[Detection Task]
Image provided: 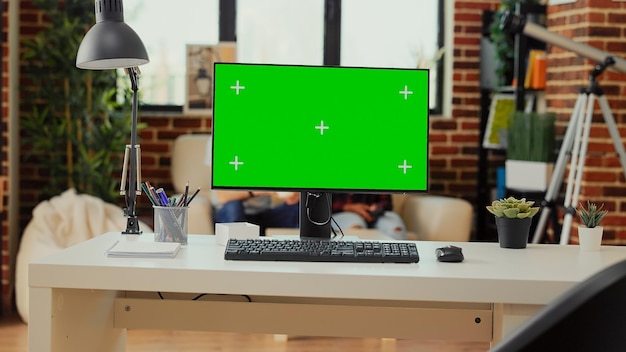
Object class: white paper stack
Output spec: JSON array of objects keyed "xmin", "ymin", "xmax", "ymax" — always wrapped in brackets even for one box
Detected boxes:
[{"xmin": 106, "ymin": 240, "xmax": 181, "ymax": 258}]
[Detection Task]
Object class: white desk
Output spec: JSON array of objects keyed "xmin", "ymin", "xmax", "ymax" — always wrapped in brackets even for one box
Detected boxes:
[{"xmin": 29, "ymin": 232, "xmax": 626, "ymax": 352}]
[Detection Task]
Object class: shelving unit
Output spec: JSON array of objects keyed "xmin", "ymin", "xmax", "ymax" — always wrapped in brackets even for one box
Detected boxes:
[
  {"xmin": 476, "ymin": 5, "xmax": 547, "ymax": 242},
  {"xmin": 476, "ymin": 10, "xmax": 502, "ymax": 242},
  {"xmin": 512, "ymin": 3, "xmax": 547, "ymax": 111}
]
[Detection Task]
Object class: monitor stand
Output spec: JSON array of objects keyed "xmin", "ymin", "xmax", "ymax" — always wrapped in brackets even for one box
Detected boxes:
[{"xmin": 299, "ymin": 191, "xmax": 332, "ymax": 239}]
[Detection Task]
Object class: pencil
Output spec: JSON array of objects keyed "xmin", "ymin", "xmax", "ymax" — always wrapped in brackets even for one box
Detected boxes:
[
  {"xmin": 185, "ymin": 187, "xmax": 201, "ymax": 206},
  {"xmin": 178, "ymin": 181, "xmax": 189, "ymax": 207},
  {"xmin": 145, "ymin": 181, "xmax": 160, "ymax": 204}
]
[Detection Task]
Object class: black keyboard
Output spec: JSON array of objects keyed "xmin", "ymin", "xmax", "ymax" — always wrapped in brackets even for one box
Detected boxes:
[{"xmin": 224, "ymin": 238, "xmax": 420, "ymax": 263}]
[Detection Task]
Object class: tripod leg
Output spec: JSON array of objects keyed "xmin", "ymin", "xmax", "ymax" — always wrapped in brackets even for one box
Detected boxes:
[
  {"xmin": 598, "ymin": 95, "xmax": 626, "ymax": 180},
  {"xmin": 531, "ymin": 94, "xmax": 586, "ymax": 243},
  {"xmin": 561, "ymin": 93, "xmax": 595, "ymax": 245}
]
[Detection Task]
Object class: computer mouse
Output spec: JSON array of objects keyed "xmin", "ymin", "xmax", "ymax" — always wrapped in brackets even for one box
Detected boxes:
[{"xmin": 435, "ymin": 245, "xmax": 464, "ymax": 262}]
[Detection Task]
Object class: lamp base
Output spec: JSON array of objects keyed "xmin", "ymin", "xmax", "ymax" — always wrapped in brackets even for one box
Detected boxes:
[{"xmin": 123, "ymin": 215, "xmax": 142, "ymax": 235}]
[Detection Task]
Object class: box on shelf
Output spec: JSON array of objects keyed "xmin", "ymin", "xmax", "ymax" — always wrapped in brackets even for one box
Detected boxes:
[{"xmin": 505, "ymin": 160, "xmax": 554, "ymax": 192}]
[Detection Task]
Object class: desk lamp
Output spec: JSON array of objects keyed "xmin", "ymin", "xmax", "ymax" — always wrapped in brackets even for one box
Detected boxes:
[{"xmin": 76, "ymin": 0, "xmax": 149, "ymax": 235}]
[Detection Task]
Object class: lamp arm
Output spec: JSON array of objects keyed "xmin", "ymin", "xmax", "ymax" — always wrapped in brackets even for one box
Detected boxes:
[{"xmin": 122, "ymin": 67, "xmax": 142, "ymax": 235}]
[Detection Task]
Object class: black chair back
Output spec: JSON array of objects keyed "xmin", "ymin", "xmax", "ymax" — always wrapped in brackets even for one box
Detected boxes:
[{"xmin": 491, "ymin": 258, "xmax": 626, "ymax": 351}]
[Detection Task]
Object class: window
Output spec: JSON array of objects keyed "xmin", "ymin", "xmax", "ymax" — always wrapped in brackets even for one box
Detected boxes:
[
  {"xmin": 124, "ymin": 0, "xmax": 445, "ymax": 113},
  {"xmin": 123, "ymin": 0, "xmax": 220, "ymax": 106},
  {"xmin": 236, "ymin": 0, "xmax": 325, "ymax": 65},
  {"xmin": 341, "ymin": 0, "xmax": 442, "ymax": 111}
]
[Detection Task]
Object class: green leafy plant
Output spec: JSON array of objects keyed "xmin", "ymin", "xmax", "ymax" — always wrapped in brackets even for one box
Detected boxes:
[
  {"xmin": 489, "ymin": 0, "xmax": 541, "ymax": 86},
  {"xmin": 487, "ymin": 196, "xmax": 540, "ymax": 219},
  {"xmin": 577, "ymin": 201, "xmax": 608, "ymax": 228},
  {"xmin": 20, "ymin": 0, "xmax": 138, "ymax": 204},
  {"xmin": 507, "ymin": 111, "xmax": 556, "ymax": 162}
]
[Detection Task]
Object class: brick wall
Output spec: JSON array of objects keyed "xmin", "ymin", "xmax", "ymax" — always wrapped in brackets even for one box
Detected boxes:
[
  {"xmin": 133, "ymin": 114, "xmax": 213, "ymax": 219},
  {"xmin": 546, "ymin": 1, "xmax": 626, "ymax": 244},
  {"xmin": 446, "ymin": 0, "xmax": 501, "ymax": 199}
]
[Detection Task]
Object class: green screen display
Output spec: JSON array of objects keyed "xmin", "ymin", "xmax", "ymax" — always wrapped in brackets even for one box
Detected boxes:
[{"xmin": 211, "ymin": 63, "xmax": 429, "ymax": 193}]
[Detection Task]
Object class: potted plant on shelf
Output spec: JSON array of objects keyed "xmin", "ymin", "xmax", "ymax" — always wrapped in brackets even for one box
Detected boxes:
[
  {"xmin": 487, "ymin": 196, "xmax": 540, "ymax": 248},
  {"xmin": 505, "ymin": 111, "xmax": 556, "ymax": 192},
  {"xmin": 577, "ymin": 201, "xmax": 608, "ymax": 251}
]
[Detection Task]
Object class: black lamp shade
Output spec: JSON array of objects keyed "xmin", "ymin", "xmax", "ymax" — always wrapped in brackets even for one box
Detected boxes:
[{"xmin": 76, "ymin": 0, "xmax": 149, "ymax": 69}]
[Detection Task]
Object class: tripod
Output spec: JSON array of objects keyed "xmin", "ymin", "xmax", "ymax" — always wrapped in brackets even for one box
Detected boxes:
[{"xmin": 532, "ymin": 58, "xmax": 626, "ymax": 244}]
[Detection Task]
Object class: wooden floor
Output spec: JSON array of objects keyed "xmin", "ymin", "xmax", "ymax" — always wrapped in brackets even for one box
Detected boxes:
[{"xmin": 0, "ymin": 315, "xmax": 490, "ymax": 352}]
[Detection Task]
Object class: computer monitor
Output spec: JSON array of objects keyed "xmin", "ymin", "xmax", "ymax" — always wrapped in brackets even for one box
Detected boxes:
[{"xmin": 211, "ymin": 63, "xmax": 430, "ymax": 238}]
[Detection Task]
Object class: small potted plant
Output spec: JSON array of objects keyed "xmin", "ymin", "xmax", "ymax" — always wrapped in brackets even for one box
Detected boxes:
[
  {"xmin": 577, "ymin": 201, "xmax": 608, "ymax": 251},
  {"xmin": 487, "ymin": 196, "xmax": 540, "ymax": 248}
]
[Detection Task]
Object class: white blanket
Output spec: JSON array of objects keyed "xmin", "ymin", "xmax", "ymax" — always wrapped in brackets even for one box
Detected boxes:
[{"xmin": 15, "ymin": 188, "xmax": 151, "ymax": 323}]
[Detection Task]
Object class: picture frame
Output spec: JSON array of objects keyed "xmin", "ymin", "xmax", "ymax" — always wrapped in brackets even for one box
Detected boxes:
[
  {"xmin": 482, "ymin": 93, "xmax": 535, "ymax": 149},
  {"xmin": 483, "ymin": 93, "xmax": 516, "ymax": 149},
  {"xmin": 184, "ymin": 42, "xmax": 237, "ymax": 115}
]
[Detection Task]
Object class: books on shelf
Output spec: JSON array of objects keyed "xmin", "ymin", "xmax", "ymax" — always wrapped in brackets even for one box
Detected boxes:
[
  {"xmin": 524, "ymin": 49, "xmax": 547, "ymax": 89},
  {"xmin": 106, "ymin": 240, "xmax": 181, "ymax": 258}
]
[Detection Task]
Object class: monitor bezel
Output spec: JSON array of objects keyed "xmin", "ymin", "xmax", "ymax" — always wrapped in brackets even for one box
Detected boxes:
[{"xmin": 210, "ymin": 62, "xmax": 430, "ymax": 195}]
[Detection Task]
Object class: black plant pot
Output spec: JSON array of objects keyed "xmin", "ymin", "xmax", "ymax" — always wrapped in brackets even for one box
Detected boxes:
[{"xmin": 495, "ymin": 217, "xmax": 532, "ymax": 249}]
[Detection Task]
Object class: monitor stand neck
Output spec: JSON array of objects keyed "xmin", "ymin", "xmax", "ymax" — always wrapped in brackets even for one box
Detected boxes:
[{"xmin": 299, "ymin": 191, "xmax": 332, "ymax": 239}]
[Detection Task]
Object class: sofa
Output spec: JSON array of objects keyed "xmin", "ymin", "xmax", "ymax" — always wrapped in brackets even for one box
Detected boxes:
[{"xmin": 171, "ymin": 134, "xmax": 474, "ymax": 241}]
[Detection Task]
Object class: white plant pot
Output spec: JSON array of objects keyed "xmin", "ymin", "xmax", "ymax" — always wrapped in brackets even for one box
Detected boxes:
[{"xmin": 578, "ymin": 226, "xmax": 603, "ymax": 251}]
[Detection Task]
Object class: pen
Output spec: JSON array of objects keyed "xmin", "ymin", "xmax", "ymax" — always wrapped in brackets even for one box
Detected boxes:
[
  {"xmin": 141, "ymin": 182, "xmax": 158, "ymax": 205},
  {"xmin": 156, "ymin": 188, "xmax": 169, "ymax": 207}
]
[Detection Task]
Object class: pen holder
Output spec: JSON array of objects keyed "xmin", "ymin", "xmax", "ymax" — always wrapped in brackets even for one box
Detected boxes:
[{"xmin": 153, "ymin": 206, "xmax": 188, "ymax": 245}]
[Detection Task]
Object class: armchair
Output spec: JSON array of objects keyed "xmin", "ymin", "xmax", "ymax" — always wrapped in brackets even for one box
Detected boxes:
[
  {"xmin": 170, "ymin": 134, "xmax": 214, "ymax": 234},
  {"xmin": 392, "ymin": 193, "xmax": 473, "ymax": 241}
]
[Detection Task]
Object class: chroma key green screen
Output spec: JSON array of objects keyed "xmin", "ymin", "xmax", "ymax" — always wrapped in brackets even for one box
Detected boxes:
[{"xmin": 211, "ymin": 63, "xmax": 429, "ymax": 193}]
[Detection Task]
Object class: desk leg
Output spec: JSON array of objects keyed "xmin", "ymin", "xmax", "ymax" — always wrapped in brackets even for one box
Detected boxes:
[
  {"xmin": 501, "ymin": 304, "xmax": 542, "ymax": 335},
  {"xmin": 492, "ymin": 303, "xmax": 503, "ymax": 346},
  {"xmin": 381, "ymin": 338, "xmax": 396, "ymax": 352},
  {"xmin": 491, "ymin": 303, "xmax": 543, "ymax": 348},
  {"xmin": 29, "ymin": 287, "xmax": 126, "ymax": 352}
]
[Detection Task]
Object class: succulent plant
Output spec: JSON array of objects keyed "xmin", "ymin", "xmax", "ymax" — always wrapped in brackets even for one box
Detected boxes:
[
  {"xmin": 486, "ymin": 197, "xmax": 540, "ymax": 219},
  {"xmin": 577, "ymin": 201, "xmax": 608, "ymax": 228}
]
